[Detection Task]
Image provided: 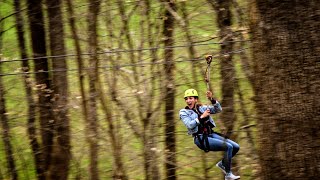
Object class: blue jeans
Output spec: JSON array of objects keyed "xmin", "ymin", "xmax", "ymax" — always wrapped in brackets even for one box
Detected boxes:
[{"xmin": 194, "ymin": 133, "xmax": 240, "ymax": 173}]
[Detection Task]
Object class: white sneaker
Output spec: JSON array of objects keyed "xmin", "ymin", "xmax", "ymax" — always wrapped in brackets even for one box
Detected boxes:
[
  {"xmin": 216, "ymin": 161, "xmax": 227, "ymax": 174},
  {"xmin": 225, "ymin": 172, "xmax": 240, "ymax": 180}
]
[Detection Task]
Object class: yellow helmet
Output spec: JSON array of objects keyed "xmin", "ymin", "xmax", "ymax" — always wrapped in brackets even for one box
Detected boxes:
[{"xmin": 184, "ymin": 89, "xmax": 198, "ymax": 98}]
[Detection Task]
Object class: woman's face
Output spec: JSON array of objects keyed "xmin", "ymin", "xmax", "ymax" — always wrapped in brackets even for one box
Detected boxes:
[{"xmin": 185, "ymin": 96, "xmax": 197, "ymax": 108}]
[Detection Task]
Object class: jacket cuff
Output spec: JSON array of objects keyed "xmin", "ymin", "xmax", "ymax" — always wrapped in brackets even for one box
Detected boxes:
[{"xmin": 210, "ymin": 98, "xmax": 217, "ymax": 104}]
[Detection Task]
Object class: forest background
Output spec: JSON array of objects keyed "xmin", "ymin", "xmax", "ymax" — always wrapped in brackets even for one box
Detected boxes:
[{"xmin": 0, "ymin": 0, "xmax": 319, "ymax": 180}]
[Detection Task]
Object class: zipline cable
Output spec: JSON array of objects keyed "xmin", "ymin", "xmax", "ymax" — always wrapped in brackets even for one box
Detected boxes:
[
  {"xmin": 0, "ymin": 40, "xmax": 249, "ymax": 63},
  {"xmin": 0, "ymin": 47, "xmax": 249, "ymax": 76}
]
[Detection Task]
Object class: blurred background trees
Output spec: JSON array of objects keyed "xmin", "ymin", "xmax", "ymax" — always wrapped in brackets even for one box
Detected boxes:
[{"xmin": 0, "ymin": 0, "xmax": 319, "ymax": 179}]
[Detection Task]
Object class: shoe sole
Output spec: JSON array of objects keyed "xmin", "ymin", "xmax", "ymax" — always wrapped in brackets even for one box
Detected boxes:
[{"xmin": 225, "ymin": 177, "xmax": 240, "ymax": 180}]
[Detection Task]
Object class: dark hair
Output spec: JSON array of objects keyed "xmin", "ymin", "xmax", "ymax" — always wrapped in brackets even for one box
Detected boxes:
[{"xmin": 184, "ymin": 96, "xmax": 198, "ymax": 100}]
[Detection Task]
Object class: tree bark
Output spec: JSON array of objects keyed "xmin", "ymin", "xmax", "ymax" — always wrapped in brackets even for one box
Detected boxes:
[
  {"xmin": 163, "ymin": 1, "xmax": 176, "ymax": 179},
  {"xmin": 45, "ymin": 0, "xmax": 70, "ymax": 179},
  {"xmin": 87, "ymin": 0, "xmax": 101, "ymax": 179},
  {"xmin": 26, "ymin": 0, "xmax": 54, "ymax": 178},
  {"xmin": 250, "ymin": 1, "xmax": 320, "ymax": 179}
]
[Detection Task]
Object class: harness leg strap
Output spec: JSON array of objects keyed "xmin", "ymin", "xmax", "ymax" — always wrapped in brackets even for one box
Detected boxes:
[{"xmin": 196, "ymin": 134, "xmax": 210, "ymax": 152}]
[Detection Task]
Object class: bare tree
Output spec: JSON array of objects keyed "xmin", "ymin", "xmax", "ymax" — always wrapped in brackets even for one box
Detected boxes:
[
  {"xmin": 111, "ymin": 1, "xmax": 164, "ymax": 179},
  {"xmin": 97, "ymin": 74, "xmax": 128, "ymax": 180},
  {"xmin": 26, "ymin": 0, "xmax": 54, "ymax": 178},
  {"xmin": 87, "ymin": 0, "xmax": 101, "ymax": 179},
  {"xmin": 162, "ymin": 0, "xmax": 177, "ymax": 179},
  {"xmin": 65, "ymin": 0, "xmax": 89, "ymax": 178},
  {"xmin": 14, "ymin": 0, "xmax": 41, "ymax": 179},
  {"xmin": 250, "ymin": 1, "xmax": 320, "ymax": 179},
  {"xmin": 232, "ymin": 0, "xmax": 254, "ymax": 85},
  {"xmin": 102, "ymin": 2, "xmax": 128, "ymax": 179},
  {"xmin": 180, "ymin": 1, "xmax": 200, "ymax": 90},
  {"xmin": 142, "ymin": 1, "xmax": 162, "ymax": 179},
  {"xmin": 45, "ymin": 0, "xmax": 71, "ymax": 179}
]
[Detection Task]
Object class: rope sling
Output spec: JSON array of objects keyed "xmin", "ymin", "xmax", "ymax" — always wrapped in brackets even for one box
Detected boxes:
[{"xmin": 193, "ymin": 55, "xmax": 214, "ymax": 152}]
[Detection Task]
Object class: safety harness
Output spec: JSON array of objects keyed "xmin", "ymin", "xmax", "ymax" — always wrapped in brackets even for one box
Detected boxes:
[{"xmin": 191, "ymin": 105, "xmax": 214, "ymax": 152}]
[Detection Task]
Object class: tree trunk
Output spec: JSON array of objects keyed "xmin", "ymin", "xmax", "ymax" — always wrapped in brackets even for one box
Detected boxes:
[
  {"xmin": 65, "ymin": 0, "xmax": 89, "ymax": 179},
  {"xmin": 103, "ymin": 2, "xmax": 128, "ymax": 179},
  {"xmin": 87, "ymin": 0, "xmax": 101, "ymax": 179},
  {"xmin": 45, "ymin": 0, "xmax": 70, "ymax": 179},
  {"xmin": 250, "ymin": 1, "xmax": 320, "ymax": 179},
  {"xmin": 140, "ymin": 1, "xmax": 161, "ymax": 179},
  {"xmin": 208, "ymin": 0, "xmax": 236, "ymax": 140},
  {"xmin": 0, "ymin": 29, "xmax": 18, "ymax": 179},
  {"xmin": 145, "ymin": 1, "xmax": 161, "ymax": 179},
  {"xmin": 163, "ymin": 1, "xmax": 176, "ymax": 179},
  {"xmin": 98, "ymin": 82, "xmax": 128, "ymax": 180},
  {"xmin": 180, "ymin": 1, "xmax": 200, "ymax": 90},
  {"xmin": 0, "ymin": 68, "xmax": 17, "ymax": 180},
  {"xmin": 26, "ymin": 0, "xmax": 54, "ymax": 178},
  {"xmin": 14, "ymin": 0, "xmax": 41, "ymax": 179},
  {"xmin": 232, "ymin": 0, "xmax": 255, "ymax": 86}
]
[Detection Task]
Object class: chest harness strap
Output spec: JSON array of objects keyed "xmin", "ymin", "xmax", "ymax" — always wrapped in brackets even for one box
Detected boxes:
[{"xmin": 193, "ymin": 105, "xmax": 212, "ymax": 152}]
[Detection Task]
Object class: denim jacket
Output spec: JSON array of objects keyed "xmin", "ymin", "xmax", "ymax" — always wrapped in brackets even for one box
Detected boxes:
[{"xmin": 179, "ymin": 101, "xmax": 222, "ymax": 135}]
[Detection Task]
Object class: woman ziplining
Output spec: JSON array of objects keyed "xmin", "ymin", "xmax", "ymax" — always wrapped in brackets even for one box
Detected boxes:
[{"xmin": 179, "ymin": 56, "xmax": 240, "ymax": 180}]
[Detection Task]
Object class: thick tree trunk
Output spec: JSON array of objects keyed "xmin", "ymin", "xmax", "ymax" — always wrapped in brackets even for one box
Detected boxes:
[
  {"xmin": 45, "ymin": 0, "xmax": 70, "ymax": 179},
  {"xmin": 163, "ymin": 1, "xmax": 176, "ymax": 179},
  {"xmin": 250, "ymin": 1, "xmax": 320, "ymax": 179},
  {"xmin": 26, "ymin": 0, "xmax": 54, "ymax": 178}
]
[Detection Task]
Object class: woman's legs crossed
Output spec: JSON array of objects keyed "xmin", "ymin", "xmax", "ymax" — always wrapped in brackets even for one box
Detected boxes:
[
  {"xmin": 209, "ymin": 133, "xmax": 240, "ymax": 171},
  {"xmin": 194, "ymin": 135, "xmax": 234, "ymax": 173},
  {"xmin": 209, "ymin": 133, "xmax": 240, "ymax": 157}
]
